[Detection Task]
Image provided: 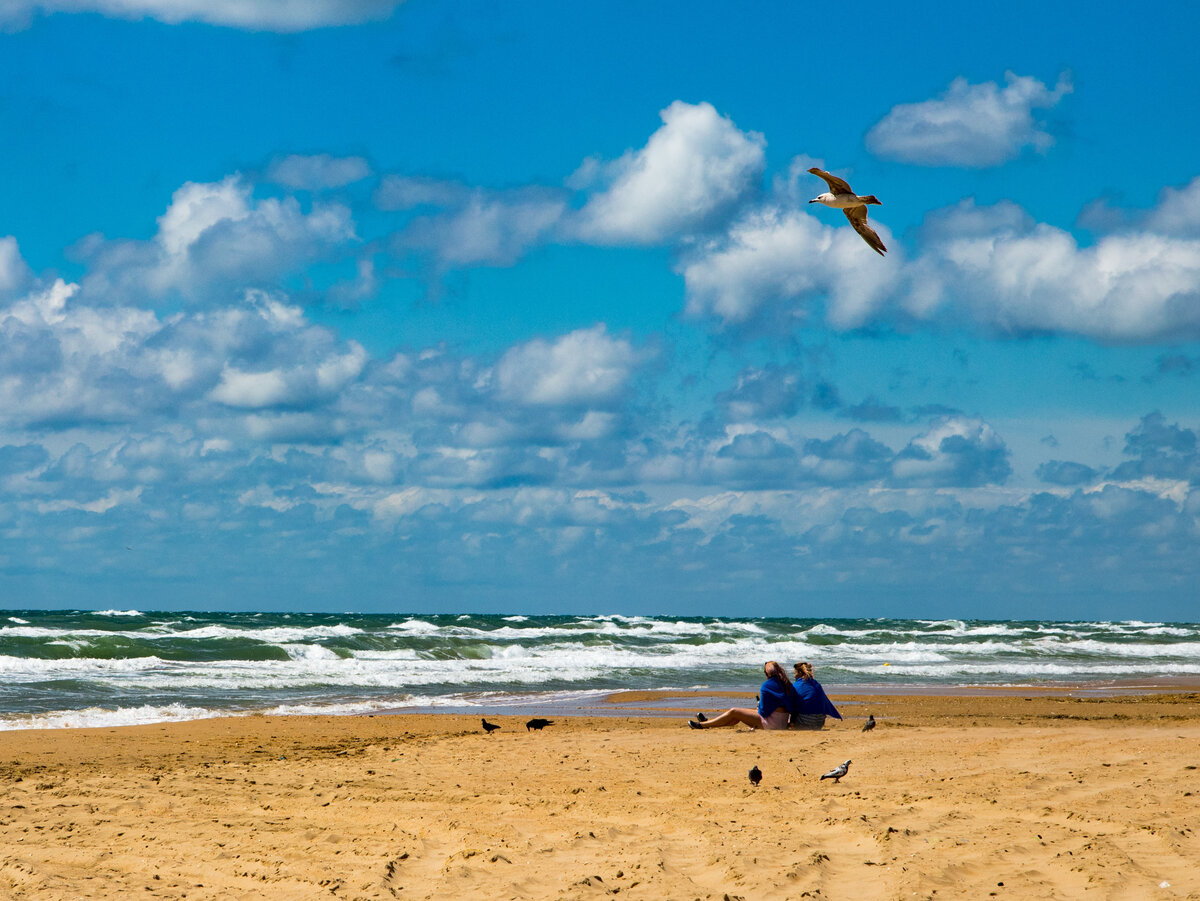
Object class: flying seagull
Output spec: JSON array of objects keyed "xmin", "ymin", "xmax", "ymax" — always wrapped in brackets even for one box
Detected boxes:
[
  {"xmin": 749, "ymin": 764, "xmax": 763, "ymax": 786},
  {"xmin": 525, "ymin": 718, "xmax": 554, "ymax": 731},
  {"xmin": 808, "ymin": 167, "xmax": 887, "ymax": 256},
  {"xmin": 481, "ymin": 718, "xmax": 500, "ymax": 733},
  {"xmin": 820, "ymin": 759, "xmax": 851, "ymax": 783},
  {"xmin": 862, "ymin": 715, "xmax": 876, "ymax": 732}
]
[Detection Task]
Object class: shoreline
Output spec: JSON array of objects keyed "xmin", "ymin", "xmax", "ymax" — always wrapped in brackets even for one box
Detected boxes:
[
  {"xmin": 2, "ymin": 693, "xmax": 1197, "ymax": 899},
  {"xmin": 6, "ymin": 676, "xmax": 1200, "ymax": 731}
]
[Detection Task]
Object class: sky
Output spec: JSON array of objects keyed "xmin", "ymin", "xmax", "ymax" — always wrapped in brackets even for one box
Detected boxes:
[{"xmin": 2, "ymin": 0, "xmax": 1200, "ymax": 620}]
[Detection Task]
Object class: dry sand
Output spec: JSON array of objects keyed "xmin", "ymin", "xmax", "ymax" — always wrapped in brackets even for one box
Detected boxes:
[{"xmin": 2, "ymin": 693, "xmax": 1199, "ymax": 900}]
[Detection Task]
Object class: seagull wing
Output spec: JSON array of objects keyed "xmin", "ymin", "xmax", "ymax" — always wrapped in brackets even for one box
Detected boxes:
[
  {"xmin": 808, "ymin": 167, "xmax": 854, "ymax": 196},
  {"xmin": 844, "ymin": 206, "xmax": 887, "ymax": 256}
]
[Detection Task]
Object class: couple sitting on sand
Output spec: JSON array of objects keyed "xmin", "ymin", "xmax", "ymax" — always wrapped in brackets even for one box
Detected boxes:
[{"xmin": 689, "ymin": 661, "xmax": 842, "ymax": 731}]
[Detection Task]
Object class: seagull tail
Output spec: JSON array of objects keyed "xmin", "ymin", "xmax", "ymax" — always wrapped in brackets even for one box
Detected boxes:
[{"xmin": 863, "ymin": 195, "xmax": 882, "ymax": 205}]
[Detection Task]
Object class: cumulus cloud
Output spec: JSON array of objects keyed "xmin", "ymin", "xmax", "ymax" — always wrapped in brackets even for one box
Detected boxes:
[
  {"xmin": 570, "ymin": 101, "xmax": 765, "ymax": 245},
  {"xmin": 684, "ymin": 174, "xmax": 1200, "ymax": 344},
  {"xmin": 902, "ymin": 198, "xmax": 1200, "ymax": 341},
  {"xmin": 79, "ymin": 175, "xmax": 355, "ymax": 303},
  {"xmin": 681, "ymin": 204, "xmax": 895, "ymax": 329},
  {"xmin": 866, "ymin": 71, "xmax": 1072, "ymax": 167},
  {"xmin": 0, "ymin": 0, "xmax": 401, "ymax": 31},
  {"xmin": 0, "ymin": 276, "xmax": 367, "ymax": 430},
  {"xmin": 1108, "ymin": 412, "xmax": 1200, "ymax": 484},
  {"xmin": 493, "ymin": 325, "xmax": 642, "ymax": 407},
  {"xmin": 267, "ymin": 154, "xmax": 372, "ymax": 190},
  {"xmin": 891, "ymin": 417, "xmax": 1011, "ymax": 487}
]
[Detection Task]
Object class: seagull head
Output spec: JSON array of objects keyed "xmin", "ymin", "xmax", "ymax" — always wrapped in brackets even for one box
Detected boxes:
[{"xmin": 809, "ymin": 192, "xmax": 835, "ymax": 205}]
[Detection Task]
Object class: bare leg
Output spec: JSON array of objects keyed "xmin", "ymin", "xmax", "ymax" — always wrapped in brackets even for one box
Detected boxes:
[{"xmin": 691, "ymin": 707, "xmax": 761, "ymax": 729}]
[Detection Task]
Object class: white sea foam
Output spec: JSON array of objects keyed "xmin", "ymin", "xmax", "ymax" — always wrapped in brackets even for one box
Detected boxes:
[
  {"xmin": 94, "ymin": 609, "xmax": 144, "ymax": 617},
  {"xmin": 0, "ymin": 703, "xmax": 221, "ymax": 731}
]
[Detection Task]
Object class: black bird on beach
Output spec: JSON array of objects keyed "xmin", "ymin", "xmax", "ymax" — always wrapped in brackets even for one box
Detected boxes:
[
  {"xmin": 525, "ymin": 718, "xmax": 554, "ymax": 731},
  {"xmin": 820, "ymin": 760, "xmax": 851, "ymax": 783},
  {"xmin": 749, "ymin": 764, "xmax": 762, "ymax": 787},
  {"xmin": 481, "ymin": 718, "xmax": 500, "ymax": 733},
  {"xmin": 862, "ymin": 715, "xmax": 876, "ymax": 732}
]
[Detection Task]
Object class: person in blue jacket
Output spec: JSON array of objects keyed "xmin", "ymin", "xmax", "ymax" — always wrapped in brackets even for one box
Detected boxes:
[
  {"xmin": 688, "ymin": 661, "xmax": 798, "ymax": 730},
  {"xmin": 790, "ymin": 661, "xmax": 842, "ymax": 730}
]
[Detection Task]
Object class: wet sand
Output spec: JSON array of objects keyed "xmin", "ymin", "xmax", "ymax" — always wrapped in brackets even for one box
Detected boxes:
[{"xmin": 2, "ymin": 693, "xmax": 1199, "ymax": 899}]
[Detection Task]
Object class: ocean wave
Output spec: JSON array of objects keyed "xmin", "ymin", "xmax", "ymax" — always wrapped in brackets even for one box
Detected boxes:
[{"xmin": 0, "ymin": 703, "xmax": 220, "ymax": 731}]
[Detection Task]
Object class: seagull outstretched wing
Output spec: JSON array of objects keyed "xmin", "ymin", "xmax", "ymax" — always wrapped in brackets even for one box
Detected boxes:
[
  {"xmin": 808, "ymin": 167, "xmax": 854, "ymax": 196},
  {"xmin": 844, "ymin": 206, "xmax": 887, "ymax": 256}
]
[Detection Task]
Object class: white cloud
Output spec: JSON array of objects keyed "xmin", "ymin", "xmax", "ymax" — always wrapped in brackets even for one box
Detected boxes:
[
  {"xmin": 1145, "ymin": 175, "xmax": 1200, "ymax": 238},
  {"xmin": 0, "ymin": 0, "xmax": 401, "ymax": 31},
  {"xmin": 80, "ymin": 175, "xmax": 355, "ymax": 302},
  {"xmin": 209, "ymin": 345, "xmax": 367, "ymax": 409},
  {"xmin": 37, "ymin": 486, "xmax": 142, "ymax": 515},
  {"xmin": 683, "ymin": 169, "xmax": 1200, "ymax": 343},
  {"xmin": 904, "ymin": 199, "xmax": 1200, "ymax": 341},
  {"xmin": 0, "ymin": 236, "xmax": 32, "ymax": 298},
  {"xmin": 866, "ymin": 72, "xmax": 1072, "ymax": 167},
  {"xmin": 402, "ymin": 189, "xmax": 567, "ymax": 267},
  {"xmin": 494, "ymin": 325, "xmax": 642, "ymax": 407},
  {"xmin": 571, "ymin": 101, "xmax": 766, "ymax": 244},
  {"xmin": 0, "ymin": 277, "xmax": 369, "ymax": 429},
  {"xmin": 681, "ymin": 205, "xmax": 895, "ymax": 329},
  {"xmin": 267, "ymin": 154, "xmax": 372, "ymax": 190}
]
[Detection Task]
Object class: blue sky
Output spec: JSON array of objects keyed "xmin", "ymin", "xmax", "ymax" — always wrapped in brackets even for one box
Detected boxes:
[{"xmin": 2, "ymin": 0, "xmax": 1200, "ymax": 619}]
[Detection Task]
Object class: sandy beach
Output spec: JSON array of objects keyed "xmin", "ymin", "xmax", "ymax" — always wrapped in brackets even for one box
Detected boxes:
[{"xmin": 2, "ymin": 692, "xmax": 1198, "ymax": 900}]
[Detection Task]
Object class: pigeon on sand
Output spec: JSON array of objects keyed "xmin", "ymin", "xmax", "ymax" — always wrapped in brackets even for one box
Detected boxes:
[
  {"xmin": 862, "ymin": 714, "xmax": 876, "ymax": 732},
  {"xmin": 749, "ymin": 764, "xmax": 763, "ymax": 786},
  {"xmin": 525, "ymin": 718, "xmax": 554, "ymax": 731},
  {"xmin": 808, "ymin": 167, "xmax": 887, "ymax": 256},
  {"xmin": 481, "ymin": 718, "xmax": 500, "ymax": 733},
  {"xmin": 820, "ymin": 759, "xmax": 851, "ymax": 783}
]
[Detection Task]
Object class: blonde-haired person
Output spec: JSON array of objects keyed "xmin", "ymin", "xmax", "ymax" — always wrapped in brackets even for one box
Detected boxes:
[
  {"xmin": 688, "ymin": 661, "xmax": 799, "ymax": 730},
  {"xmin": 790, "ymin": 661, "xmax": 842, "ymax": 730}
]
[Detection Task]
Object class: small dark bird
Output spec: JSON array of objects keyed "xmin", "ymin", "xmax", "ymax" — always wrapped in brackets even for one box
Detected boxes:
[
  {"xmin": 695, "ymin": 712, "xmax": 708, "ymax": 722},
  {"xmin": 525, "ymin": 718, "xmax": 554, "ymax": 731},
  {"xmin": 862, "ymin": 715, "xmax": 876, "ymax": 732},
  {"xmin": 748, "ymin": 764, "xmax": 762, "ymax": 786},
  {"xmin": 820, "ymin": 759, "xmax": 851, "ymax": 783},
  {"xmin": 481, "ymin": 718, "xmax": 500, "ymax": 733}
]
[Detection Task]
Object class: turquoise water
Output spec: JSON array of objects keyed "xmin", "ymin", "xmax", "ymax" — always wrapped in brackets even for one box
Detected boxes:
[{"xmin": 2, "ymin": 610, "xmax": 1198, "ymax": 728}]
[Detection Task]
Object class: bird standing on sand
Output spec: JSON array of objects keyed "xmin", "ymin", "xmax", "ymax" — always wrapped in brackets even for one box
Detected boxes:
[
  {"xmin": 820, "ymin": 759, "xmax": 851, "ymax": 783},
  {"xmin": 749, "ymin": 764, "xmax": 763, "ymax": 786},
  {"xmin": 525, "ymin": 718, "xmax": 554, "ymax": 731},
  {"xmin": 808, "ymin": 167, "xmax": 888, "ymax": 256},
  {"xmin": 862, "ymin": 715, "xmax": 876, "ymax": 732},
  {"xmin": 481, "ymin": 718, "xmax": 500, "ymax": 733}
]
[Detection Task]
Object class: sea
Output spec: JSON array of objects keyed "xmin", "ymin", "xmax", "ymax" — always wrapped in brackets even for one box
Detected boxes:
[{"xmin": 2, "ymin": 610, "xmax": 1199, "ymax": 730}]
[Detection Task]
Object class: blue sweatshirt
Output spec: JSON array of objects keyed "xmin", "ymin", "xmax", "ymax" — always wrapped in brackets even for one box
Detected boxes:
[
  {"xmin": 758, "ymin": 678, "xmax": 798, "ymax": 717},
  {"xmin": 794, "ymin": 678, "xmax": 843, "ymax": 719}
]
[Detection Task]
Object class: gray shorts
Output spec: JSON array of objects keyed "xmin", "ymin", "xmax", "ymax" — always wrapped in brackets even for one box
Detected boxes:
[{"xmin": 790, "ymin": 713, "xmax": 827, "ymax": 731}]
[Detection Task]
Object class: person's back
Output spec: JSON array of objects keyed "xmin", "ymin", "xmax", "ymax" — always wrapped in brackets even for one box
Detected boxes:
[{"xmin": 790, "ymin": 662, "xmax": 842, "ymax": 730}]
